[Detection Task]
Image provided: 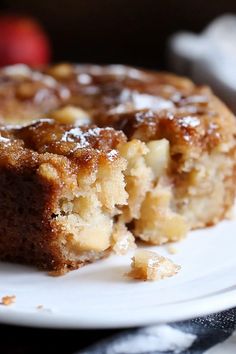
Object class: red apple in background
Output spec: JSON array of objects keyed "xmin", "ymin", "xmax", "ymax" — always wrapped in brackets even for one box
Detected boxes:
[{"xmin": 0, "ymin": 15, "xmax": 51, "ymax": 67}]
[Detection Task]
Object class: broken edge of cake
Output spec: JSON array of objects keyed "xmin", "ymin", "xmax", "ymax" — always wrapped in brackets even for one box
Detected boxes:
[{"xmin": 117, "ymin": 138, "xmax": 189, "ymax": 245}]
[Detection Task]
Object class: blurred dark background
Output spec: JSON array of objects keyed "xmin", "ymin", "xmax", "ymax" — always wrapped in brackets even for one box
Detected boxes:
[{"xmin": 1, "ymin": 0, "xmax": 236, "ymax": 69}]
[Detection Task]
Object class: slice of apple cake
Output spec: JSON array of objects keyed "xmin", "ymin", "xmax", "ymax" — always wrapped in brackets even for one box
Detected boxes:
[{"xmin": 0, "ymin": 119, "xmax": 135, "ymax": 272}]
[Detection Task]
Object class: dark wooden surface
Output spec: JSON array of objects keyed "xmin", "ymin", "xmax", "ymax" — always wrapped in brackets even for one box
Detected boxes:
[{"xmin": 0, "ymin": 324, "xmax": 122, "ymax": 354}]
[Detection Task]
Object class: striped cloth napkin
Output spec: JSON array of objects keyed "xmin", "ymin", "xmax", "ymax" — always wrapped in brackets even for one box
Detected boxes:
[{"xmin": 76, "ymin": 307, "xmax": 236, "ymax": 353}]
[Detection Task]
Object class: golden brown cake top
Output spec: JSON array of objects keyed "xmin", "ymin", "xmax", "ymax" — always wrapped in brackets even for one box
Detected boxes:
[
  {"xmin": 46, "ymin": 64, "xmax": 236, "ymax": 155},
  {"xmin": 0, "ymin": 64, "xmax": 70, "ymax": 124},
  {"xmin": 46, "ymin": 63, "xmax": 196, "ymax": 110},
  {"xmin": 45, "ymin": 63, "xmax": 209, "ymax": 110},
  {"xmin": 0, "ymin": 63, "xmax": 235, "ymax": 157},
  {"xmin": 0, "ymin": 120, "xmax": 126, "ymax": 174}
]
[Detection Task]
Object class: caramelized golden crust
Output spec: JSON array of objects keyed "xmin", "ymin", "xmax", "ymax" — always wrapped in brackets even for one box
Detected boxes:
[
  {"xmin": 2, "ymin": 63, "xmax": 235, "ymax": 157},
  {"xmin": 0, "ymin": 65, "xmax": 70, "ymax": 124},
  {"xmin": 0, "ymin": 119, "xmax": 126, "ymax": 166},
  {"xmin": 45, "ymin": 64, "xmax": 196, "ymax": 113},
  {"xmin": 46, "ymin": 64, "xmax": 236, "ymax": 152}
]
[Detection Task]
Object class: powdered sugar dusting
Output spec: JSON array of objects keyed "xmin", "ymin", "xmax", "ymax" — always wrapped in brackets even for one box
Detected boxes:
[
  {"xmin": 59, "ymin": 87, "xmax": 71, "ymax": 100},
  {"xmin": 32, "ymin": 118, "xmax": 55, "ymax": 125},
  {"xmin": 179, "ymin": 116, "xmax": 200, "ymax": 128},
  {"xmin": 61, "ymin": 127, "xmax": 90, "ymax": 148},
  {"xmin": 0, "ymin": 136, "xmax": 10, "ymax": 143},
  {"xmin": 107, "ymin": 149, "xmax": 118, "ymax": 161},
  {"xmin": 2, "ymin": 64, "xmax": 32, "ymax": 77},
  {"xmin": 0, "ymin": 135, "xmax": 12, "ymax": 146},
  {"xmin": 77, "ymin": 73, "xmax": 92, "ymax": 85},
  {"xmin": 34, "ymin": 89, "xmax": 51, "ymax": 104},
  {"xmin": 132, "ymin": 92, "xmax": 175, "ymax": 111},
  {"xmin": 183, "ymin": 94, "xmax": 208, "ymax": 104},
  {"xmin": 135, "ymin": 110, "xmax": 155, "ymax": 124},
  {"xmin": 106, "ymin": 65, "xmax": 145, "ymax": 79},
  {"xmin": 76, "ymin": 64, "xmax": 146, "ymax": 80},
  {"xmin": 1, "ymin": 64, "xmax": 70, "ymax": 96},
  {"xmin": 61, "ymin": 126, "xmax": 115, "ymax": 149},
  {"xmin": 31, "ymin": 72, "xmax": 58, "ymax": 88},
  {"xmin": 112, "ymin": 89, "xmax": 175, "ymax": 113}
]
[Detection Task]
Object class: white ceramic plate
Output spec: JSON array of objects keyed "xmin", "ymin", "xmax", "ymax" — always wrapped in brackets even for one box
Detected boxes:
[{"xmin": 0, "ymin": 212, "xmax": 236, "ymax": 329}]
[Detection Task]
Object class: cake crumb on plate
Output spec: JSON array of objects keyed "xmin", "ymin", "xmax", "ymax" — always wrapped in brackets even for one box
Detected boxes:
[
  {"xmin": 1, "ymin": 295, "xmax": 16, "ymax": 306},
  {"xmin": 127, "ymin": 250, "xmax": 180, "ymax": 281}
]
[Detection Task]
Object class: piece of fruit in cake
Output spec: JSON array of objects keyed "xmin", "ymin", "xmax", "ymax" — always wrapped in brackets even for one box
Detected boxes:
[
  {"xmin": 49, "ymin": 105, "xmax": 91, "ymax": 125},
  {"xmin": 0, "ymin": 120, "xmax": 134, "ymax": 273}
]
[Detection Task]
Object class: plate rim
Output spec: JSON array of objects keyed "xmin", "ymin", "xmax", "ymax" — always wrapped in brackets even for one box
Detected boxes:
[{"xmin": 0, "ymin": 287, "xmax": 235, "ymax": 329}]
